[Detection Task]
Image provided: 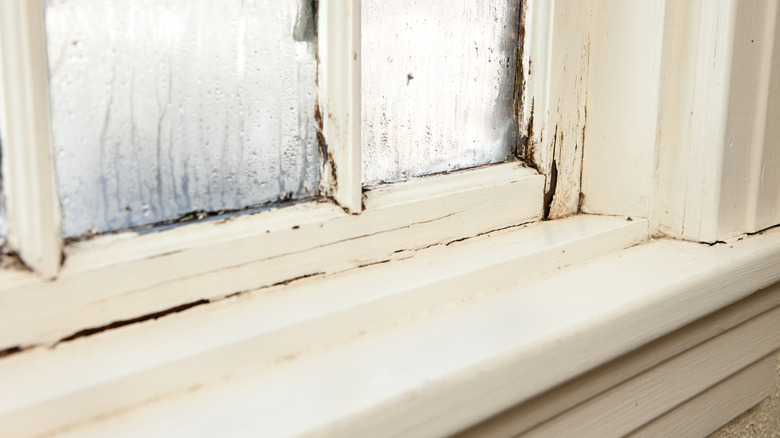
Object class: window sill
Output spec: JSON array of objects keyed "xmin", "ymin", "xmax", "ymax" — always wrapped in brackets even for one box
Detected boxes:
[
  {"xmin": 2, "ymin": 216, "xmax": 780, "ymax": 437},
  {"xmin": 0, "ymin": 163, "xmax": 542, "ymax": 349}
]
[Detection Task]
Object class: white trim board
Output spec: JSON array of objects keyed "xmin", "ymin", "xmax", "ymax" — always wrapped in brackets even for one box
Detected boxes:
[
  {"xmin": 520, "ymin": 0, "xmax": 590, "ymax": 219},
  {"xmin": 2, "ymin": 219, "xmax": 779, "ymax": 437},
  {"xmin": 519, "ymin": 309, "xmax": 780, "ymax": 437},
  {"xmin": 629, "ymin": 353, "xmax": 776, "ymax": 438},
  {"xmin": 0, "ymin": 215, "xmax": 648, "ymax": 438},
  {"xmin": 0, "ymin": 0, "xmax": 62, "ymax": 278},
  {"xmin": 579, "ymin": 0, "xmax": 780, "ymax": 241},
  {"xmin": 0, "ymin": 163, "xmax": 542, "ymax": 349},
  {"xmin": 457, "ymin": 280, "xmax": 780, "ymax": 438},
  {"xmin": 317, "ymin": 0, "xmax": 362, "ymax": 212}
]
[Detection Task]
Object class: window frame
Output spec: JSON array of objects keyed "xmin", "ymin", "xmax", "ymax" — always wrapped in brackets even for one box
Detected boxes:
[
  {"xmin": 2, "ymin": 0, "xmax": 780, "ymax": 435},
  {"xmin": 0, "ymin": 0, "xmax": 546, "ymax": 348},
  {"xmin": 0, "ymin": 0, "xmax": 61, "ymax": 278}
]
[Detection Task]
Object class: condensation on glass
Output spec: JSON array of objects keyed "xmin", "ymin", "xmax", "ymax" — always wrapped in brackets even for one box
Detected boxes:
[
  {"xmin": 45, "ymin": 0, "xmax": 319, "ymax": 237},
  {"xmin": 361, "ymin": 1, "xmax": 521, "ymax": 186}
]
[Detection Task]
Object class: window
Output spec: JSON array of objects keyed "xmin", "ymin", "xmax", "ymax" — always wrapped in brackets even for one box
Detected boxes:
[
  {"xmin": 9, "ymin": 0, "xmax": 532, "ymax": 240},
  {"xmin": 361, "ymin": 1, "xmax": 521, "ymax": 185},
  {"xmin": 45, "ymin": 0, "xmax": 321, "ymax": 238},
  {"xmin": 0, "ymin": 0, "xmax": 543, "ymax": 344},
  {"xmin": 2, "ymin": 0, "xmax": 780, "ymax": 437}
]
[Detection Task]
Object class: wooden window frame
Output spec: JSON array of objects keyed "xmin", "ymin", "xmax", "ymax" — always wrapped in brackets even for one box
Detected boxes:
[
  {"xmin": 1, "ymin": 0, "xmax": 780, "ymax": 436},
  {"xmin": 0, "ymin": 0, "xmax": 545, "ymax": 346}
]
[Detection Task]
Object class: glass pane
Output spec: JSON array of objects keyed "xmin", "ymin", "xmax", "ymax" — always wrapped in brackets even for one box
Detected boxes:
[
  {"xmin": 361, "ymin": 1, "xmax": 521, "ymax": 186},
  {"xmin": 45, "ymin": 0, "xmax": 319, "ymax": 237}
]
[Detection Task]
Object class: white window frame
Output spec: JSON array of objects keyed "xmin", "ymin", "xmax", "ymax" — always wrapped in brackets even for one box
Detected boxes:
[
  {"xmin": 0, "ymin": 0, "xmax": 545, "ymax": 347},
  {"xmin": 1, "ymin": 0, "xmax": 780, "ymax": 436}
]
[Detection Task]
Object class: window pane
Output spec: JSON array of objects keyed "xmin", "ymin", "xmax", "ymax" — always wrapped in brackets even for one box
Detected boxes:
[
  {"xmin": 45, "ymin": 0, "xmax": 319, "ymax": 237},
  {"xmin": 361, "ymin": 1, "xmax": 521, "ymax": 186}
]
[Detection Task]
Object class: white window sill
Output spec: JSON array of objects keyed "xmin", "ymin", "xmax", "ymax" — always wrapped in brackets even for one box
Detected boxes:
[{"xmin": 1, "ymin": 215, "xmax": 779, "ymax": 437}]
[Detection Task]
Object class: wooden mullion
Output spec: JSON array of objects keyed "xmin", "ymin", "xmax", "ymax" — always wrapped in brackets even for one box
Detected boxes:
[{"xmin": 0, "ymin": 0, "xmax": 62, "ymax": 278}]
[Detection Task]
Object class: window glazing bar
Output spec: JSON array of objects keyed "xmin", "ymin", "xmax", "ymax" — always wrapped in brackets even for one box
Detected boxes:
[
  {"xmin": 0, "ymin": 0, "xmax": 62, "ymax": 278},
  {"xmin": 318, "ymin": 0, "xmax": 363, "ymax": 213}
]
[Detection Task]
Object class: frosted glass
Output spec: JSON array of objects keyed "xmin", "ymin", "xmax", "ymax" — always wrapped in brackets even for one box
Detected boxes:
[
  {"xmin": 361, "ymin": 1, "xmax": 521, "ymax": 185},
  {"xmin": 45, "ymin": 0, "xmax": 319, "ymax": 237}
]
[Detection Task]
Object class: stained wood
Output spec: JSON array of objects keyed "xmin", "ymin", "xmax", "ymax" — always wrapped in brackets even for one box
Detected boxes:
[{"xmin": 521, "ymin": 0, "xmax": 590, "ymax": 219}]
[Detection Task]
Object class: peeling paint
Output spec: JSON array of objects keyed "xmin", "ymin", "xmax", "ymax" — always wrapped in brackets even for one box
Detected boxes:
[
  {"xmin": 519, "ymin": 1, "xmax": 590, "ymax": 220},
  {"xmin": 522, "ymin": 99, "xmax": 539, "ymax": 170},
  {"xmin": 544, "ymin": 159, "xmax": 559, "ymax": 220},
  {"xmin": 55, "ymin": 299, "xmax": 210, "ymax": 346},
  {"xmin": 313, "ymin": 100, "xmax": 330, "ymax": 198},
  {"xmin": 0, "ymin": 345, "xmax": 29, "ymax": 359},
  {"xmin": 515, "ymin": 0, "xmax": 529, "ymax": 158},
  {"xmin": 0, "ymin": 214, "xmax": 541, "ymax": 355}
]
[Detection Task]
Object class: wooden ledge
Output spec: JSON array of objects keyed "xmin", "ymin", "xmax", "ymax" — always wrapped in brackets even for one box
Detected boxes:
[{"xmin": 3, "ymin": 217, "xmax": 779, "ymax": 437}]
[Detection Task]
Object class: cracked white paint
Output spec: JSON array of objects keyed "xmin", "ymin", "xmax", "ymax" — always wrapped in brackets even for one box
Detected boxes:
[
  {"xmin": 361, "ymin": 0, "xmax": 521, "ymax": 186},
  {"xmin": 45, "ymin": 0, "xmax": 319, "ymax": 237}
]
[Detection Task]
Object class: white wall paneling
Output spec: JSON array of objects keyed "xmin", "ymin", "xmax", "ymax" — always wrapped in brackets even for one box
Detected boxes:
[
  {"xmin": 519, "ymin": 313, "xmax": 780, "ymax": 437},
  {"xmin": 629, "ymin": 353, "xmax": 776, "ymax": 438},
  {"xmin": 457, "ymin": 282, "xmax": 780, "ymax": 438}
]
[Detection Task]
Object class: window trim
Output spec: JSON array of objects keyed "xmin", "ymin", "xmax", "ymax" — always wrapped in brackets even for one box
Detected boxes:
[
  {"xmin": 0, "ymin": 0, "xmax": 61, "ymax": 278},
  {"xmin": 318, "ymin": 0, "xmax": 363, "ymax": 213},
  {"xmin": 1, "ymin": 0, "xmax": 367, "ymax": 277},
  {"xmin": 0, "ymin": 0, "xmax": 541, "ymax": 276},
  {"xmin": 2, "ymin": 0, "xmax": 780, "ymax": 436},
  {"xmin": 0, "ymin": 163, "xmax": 543, "ymax": 349},
  {"xmin": 0, "ymin": 0, "xmax": 545, "ymax": 348},
  {"xmin": 0, "ymin": 214, "xmax": 652, "ymax": 437},
  {"xmin": 1, "ymin": 219, "xmax": 778, "ymax": 438}
]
